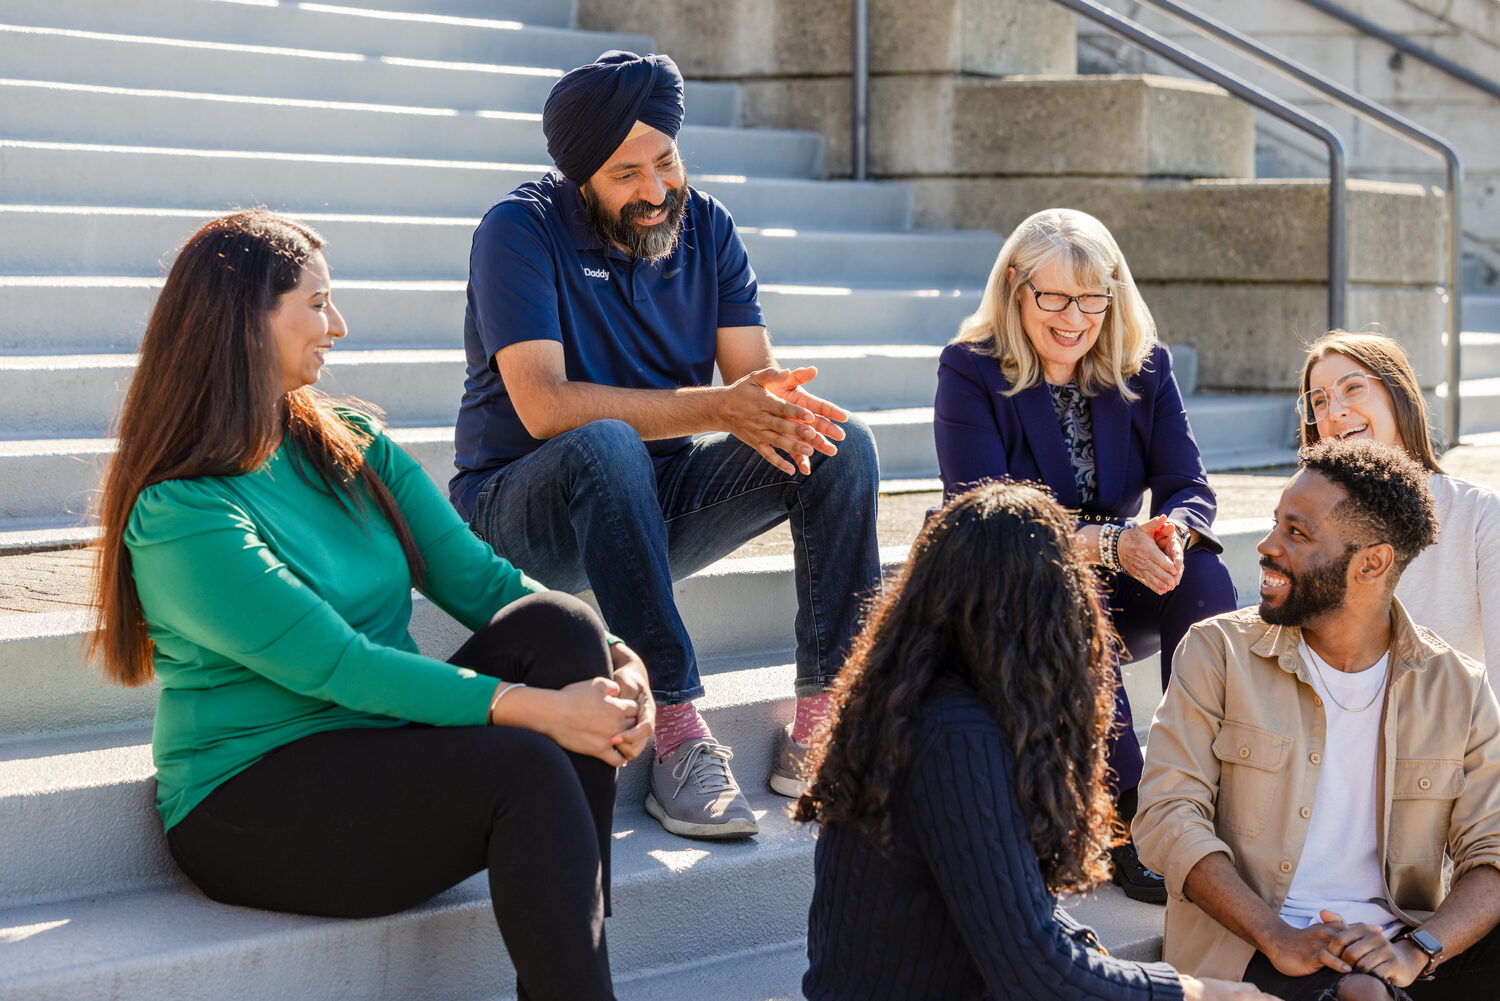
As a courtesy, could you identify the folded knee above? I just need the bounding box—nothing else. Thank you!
[489,592,611,682]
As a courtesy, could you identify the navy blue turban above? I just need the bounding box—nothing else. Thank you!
[542,51,685,187]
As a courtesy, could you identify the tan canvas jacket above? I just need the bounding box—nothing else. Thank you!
[1133,600,1500,982]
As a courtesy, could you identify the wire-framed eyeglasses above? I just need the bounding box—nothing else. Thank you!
[1025,280,1113,314]
[1296,371,1385,424]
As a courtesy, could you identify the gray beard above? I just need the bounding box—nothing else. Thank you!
[581,181,687,264]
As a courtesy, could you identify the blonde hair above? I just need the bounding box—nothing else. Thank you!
[1299,329,1444,474]
[954,208,1155,400]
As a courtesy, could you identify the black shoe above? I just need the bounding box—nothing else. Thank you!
[1110,841,1167,905]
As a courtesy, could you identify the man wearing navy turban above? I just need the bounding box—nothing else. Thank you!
[450,51,882,841]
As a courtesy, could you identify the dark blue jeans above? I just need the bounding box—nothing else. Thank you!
[469,418,883,705]
[1104,544,1238,793]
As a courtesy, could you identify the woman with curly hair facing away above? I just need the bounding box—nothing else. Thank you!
[91,210,653,1001]
[794,481,1280,1001]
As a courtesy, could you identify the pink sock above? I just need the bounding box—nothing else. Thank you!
[655,701,712,761]
[792,693,833,745]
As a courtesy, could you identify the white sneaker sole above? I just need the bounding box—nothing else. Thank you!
[644,792,760,840]
[768,771,806,798]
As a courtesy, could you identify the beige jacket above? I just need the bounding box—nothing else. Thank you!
[1133,601,1500,982]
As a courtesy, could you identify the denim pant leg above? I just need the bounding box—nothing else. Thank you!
[655,418,882,696]
[469,420,703,704]
[1109,545,1239,690]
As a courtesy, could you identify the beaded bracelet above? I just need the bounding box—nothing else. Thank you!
[1097,524,1124,574]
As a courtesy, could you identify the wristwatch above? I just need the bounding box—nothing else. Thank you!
[1397,926,1443,981]
[1167,520,1192,550]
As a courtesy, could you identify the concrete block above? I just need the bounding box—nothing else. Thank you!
[1145,281,1446,391]
[905,176,1447,285]
[884,74,1254,178]
[575,0,1074,77]
[740,74,1254,180]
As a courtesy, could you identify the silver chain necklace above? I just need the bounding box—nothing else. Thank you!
[1307,645,1389,714]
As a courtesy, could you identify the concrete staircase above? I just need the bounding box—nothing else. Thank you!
[5,0,1469,997]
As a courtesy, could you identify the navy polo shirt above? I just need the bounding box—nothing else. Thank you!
[450,170,765,519]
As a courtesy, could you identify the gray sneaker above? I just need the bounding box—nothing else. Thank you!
[769,724,810,798]
[644,737,759,840]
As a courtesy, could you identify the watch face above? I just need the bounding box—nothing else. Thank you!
[1410,929,1442,957]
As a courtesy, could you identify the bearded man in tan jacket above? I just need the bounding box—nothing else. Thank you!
[1135,439,1500,1001]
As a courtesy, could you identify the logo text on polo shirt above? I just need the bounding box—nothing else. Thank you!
[583,267,610,281]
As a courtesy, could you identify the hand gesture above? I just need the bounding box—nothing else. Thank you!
[541,676,642,768]
[1315,911,1427,989]
[721,366,848,475]
[1262,913,1375,977]
[607,642,655,763]
[1180,976,1284,1001]
[1117,514,1184,595]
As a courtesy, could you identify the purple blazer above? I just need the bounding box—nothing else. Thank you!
[934,341,1222,553]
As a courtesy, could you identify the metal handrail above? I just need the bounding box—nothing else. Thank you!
[1297,0,1500,104]
[1044,0,1349,331]
[1133,0,1465,442]
[851,0,869,181]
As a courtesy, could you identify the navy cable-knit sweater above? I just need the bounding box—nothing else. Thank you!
[803,679,1184,1001]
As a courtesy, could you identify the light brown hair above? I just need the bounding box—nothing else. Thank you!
[1299,329,1443,474]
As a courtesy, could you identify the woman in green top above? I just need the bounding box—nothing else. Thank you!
[90,211,650,1001]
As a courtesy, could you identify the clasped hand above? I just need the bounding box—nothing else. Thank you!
[533,644,655,768]
[1117,514,1186,595]
[1266,910,1426,988]
[722,366,848,476]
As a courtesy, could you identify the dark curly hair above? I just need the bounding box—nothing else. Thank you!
[793,480,1119,894]
[1299,438,1437,577]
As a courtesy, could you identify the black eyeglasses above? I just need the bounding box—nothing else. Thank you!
[1025,280,1113,314]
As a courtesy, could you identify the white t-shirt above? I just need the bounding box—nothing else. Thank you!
[1279,640,1399,932]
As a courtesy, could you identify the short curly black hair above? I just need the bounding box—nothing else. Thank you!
[1298,438,1437,577]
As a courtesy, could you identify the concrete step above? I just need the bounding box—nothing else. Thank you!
[0,79,816,177]
[0,387,1298,523]
[0,207,996,282]
[0,790,814,1001]
[1467,296,1500,333]
[0,657,806,909]
[0,414,935,521]
[4,0,579,34]
[0,24,740,127]
[0,277,981,355]
[1462,332,1500,380]
[1454,377,1500,436]
[0,142,913,230]
[2,0,598,63]
[0,542,910,739]
[0,346,947,437]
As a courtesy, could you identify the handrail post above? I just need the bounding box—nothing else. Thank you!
[1329,153,1347,330]
[851,0,870,181]
[1448,158,1464,445]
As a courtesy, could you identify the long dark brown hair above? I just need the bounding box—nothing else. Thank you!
[794,480,1118,894]
[91,210,425,686]
[1299,329,1443,473]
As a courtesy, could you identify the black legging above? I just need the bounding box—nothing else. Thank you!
[166,591,618,1001]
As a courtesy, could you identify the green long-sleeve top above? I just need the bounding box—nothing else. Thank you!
[127,412,548,829]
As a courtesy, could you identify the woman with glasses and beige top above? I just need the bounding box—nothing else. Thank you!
[1298,329,1500,694]
[934,208,1238,905]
